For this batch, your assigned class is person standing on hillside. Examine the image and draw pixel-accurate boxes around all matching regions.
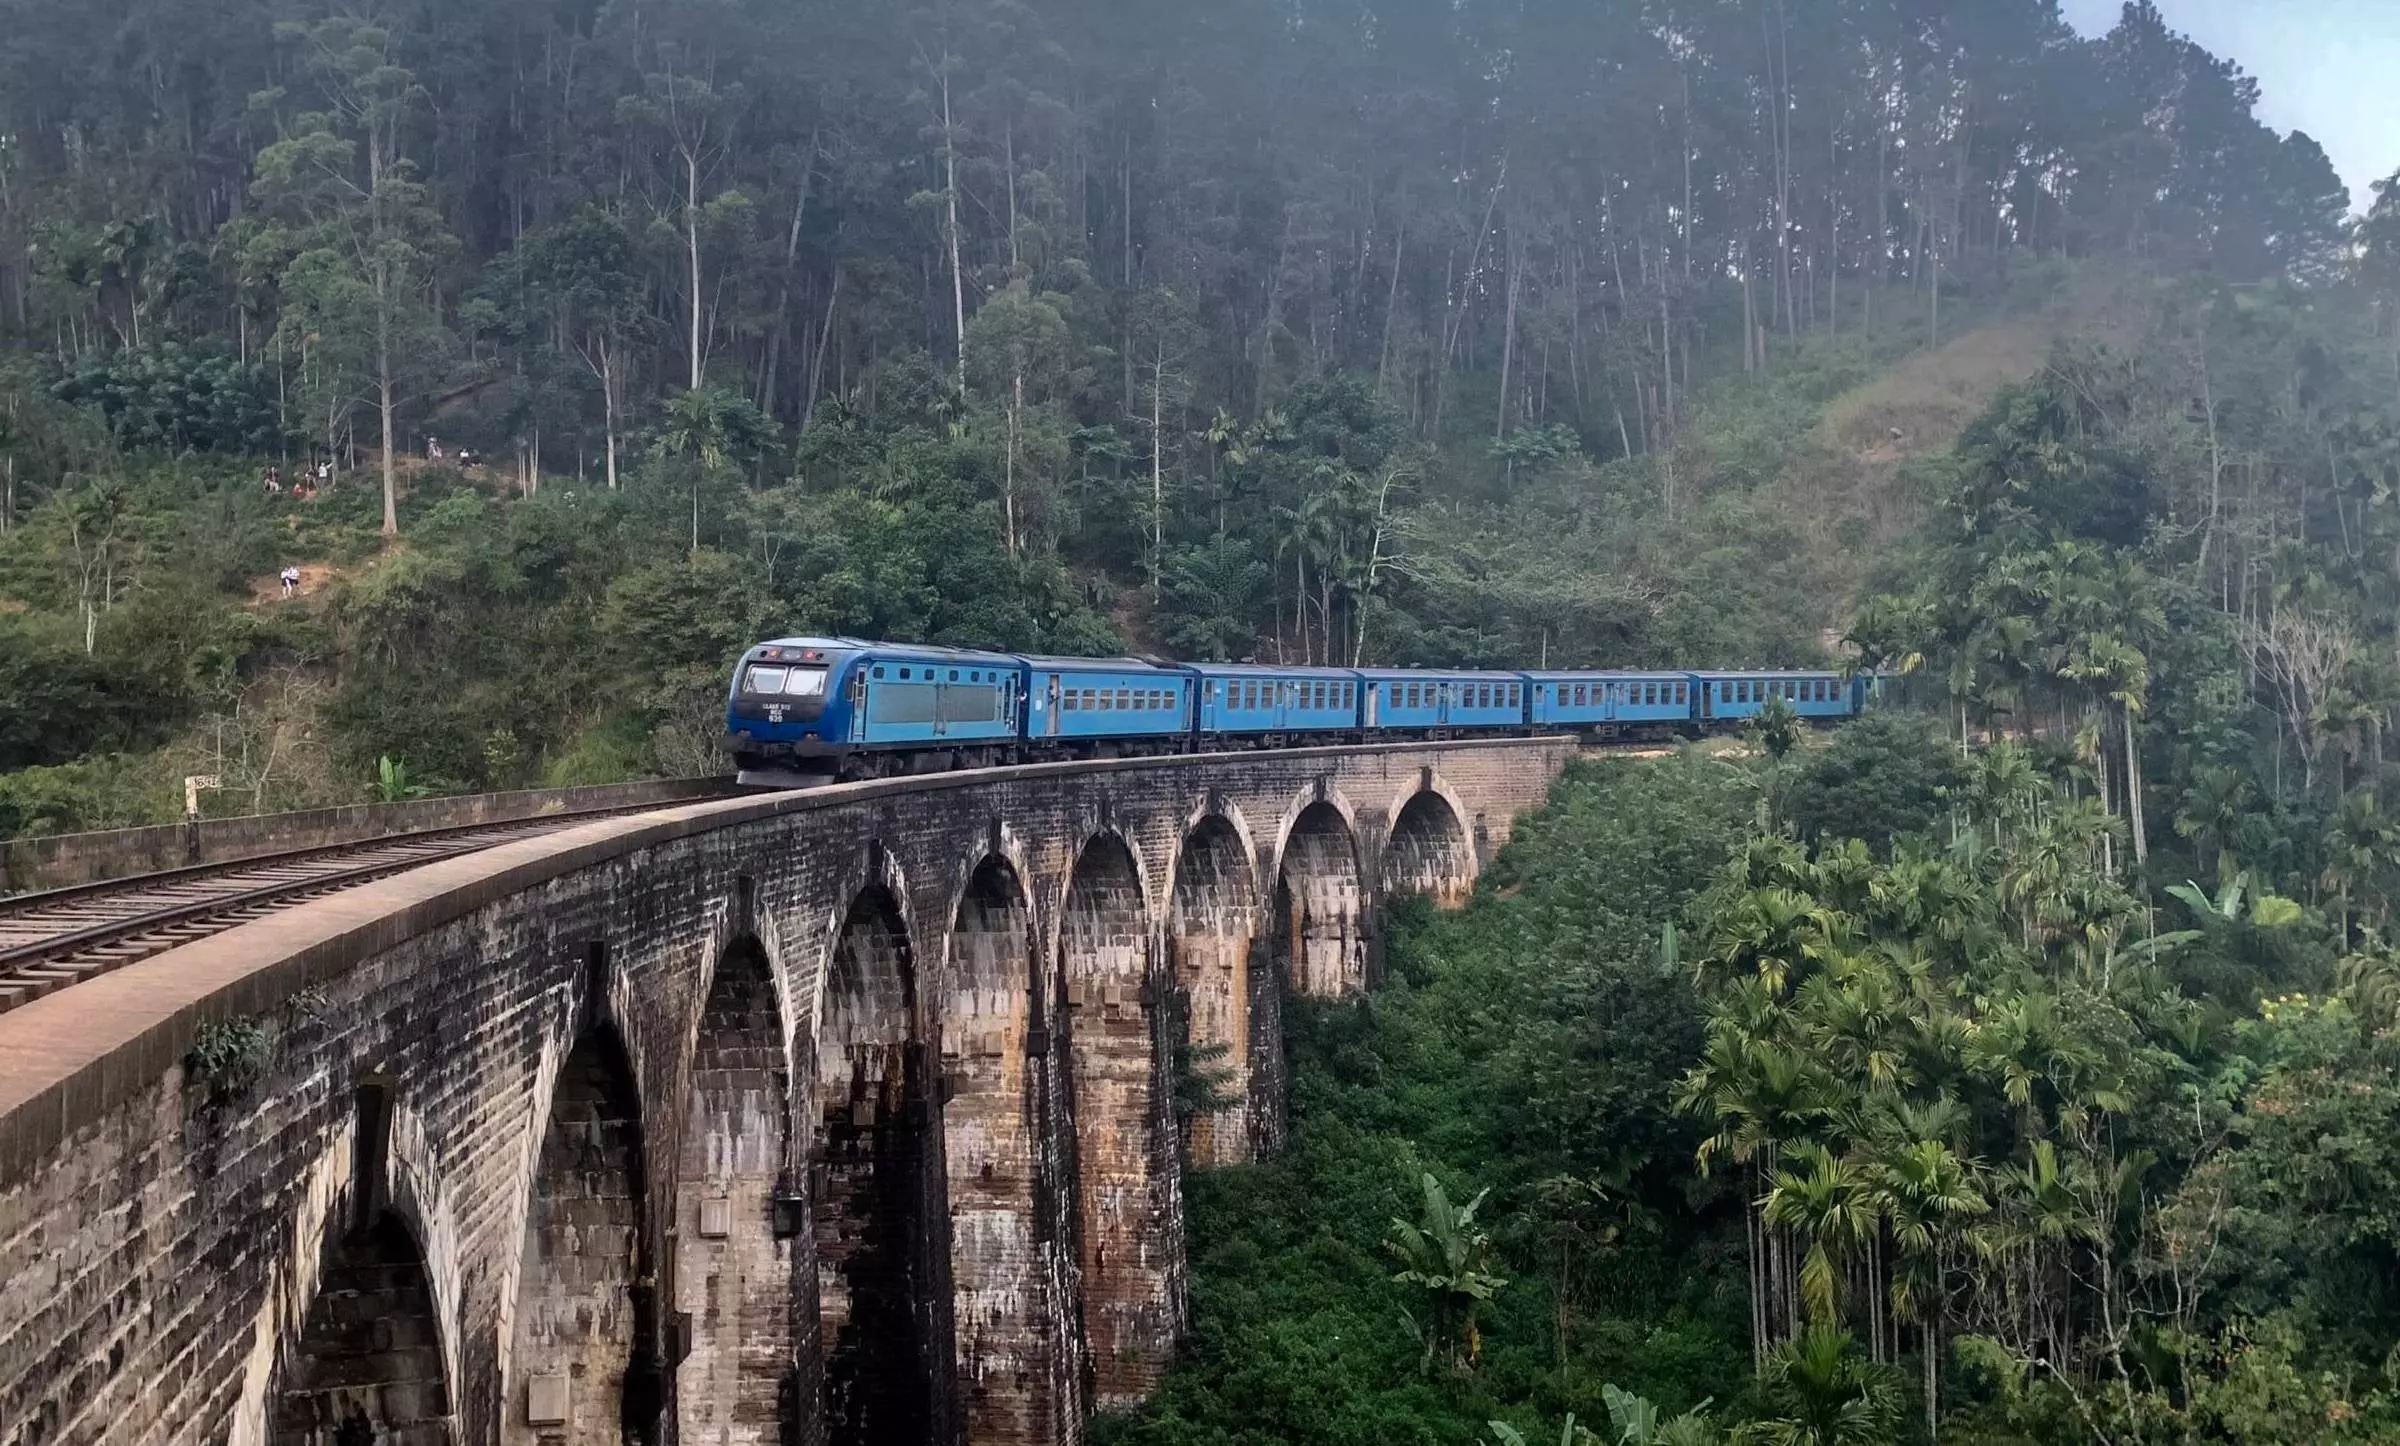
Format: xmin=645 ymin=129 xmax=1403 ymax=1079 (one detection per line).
xmin=279 ymin=565 xmax=301 ymax=599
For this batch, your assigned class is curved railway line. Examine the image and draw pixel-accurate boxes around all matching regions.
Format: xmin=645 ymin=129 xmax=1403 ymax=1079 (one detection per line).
xmin=0 ymin=737 xmax=1688 ymax=1018
xmin=0 ymin=801 xmax=728 ymax=1015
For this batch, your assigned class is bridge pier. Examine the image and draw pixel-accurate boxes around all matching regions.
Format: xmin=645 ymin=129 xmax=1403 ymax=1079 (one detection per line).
xmin=673 ymin=934 xmax=793 ymax=1446
xmin=0 ymin=740 xmax=1573 ymax=1446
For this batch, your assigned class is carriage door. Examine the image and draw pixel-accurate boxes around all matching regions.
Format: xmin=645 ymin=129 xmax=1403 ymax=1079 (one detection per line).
xmin=1046 ymin=675 xmax=1062 ymax=736
xmin=1365 ymin=683 xmax=1379 ymax=728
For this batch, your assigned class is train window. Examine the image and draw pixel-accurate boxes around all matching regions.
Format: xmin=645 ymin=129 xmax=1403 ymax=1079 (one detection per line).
xmin=745 ymin=665 xmax=788 ymax=695
xmin=1677 ymin=683 xmax=1687 ymax=703
xmin=1082 ymin=689 xmax=1097 ymax=709
xmin=950 ymin=670 xmax=960 ymax=681
xmin=1065 ymin=692 xmax=1079 ymax=711
xmin=1571 ymin=684 xmax=1585 ymax=705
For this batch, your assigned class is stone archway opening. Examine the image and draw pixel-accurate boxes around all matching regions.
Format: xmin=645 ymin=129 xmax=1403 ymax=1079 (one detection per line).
xmin=1385 ymin=790 xmax=1475 ymax=909
xmin=816 ymin=885 xmax=946 ymax=1446
xmin=1058 ymin=833 xmax=1179 ymax=1410
xmin=675 ymin=934 xmax=792 ymax=1446
xmin=506 ymin=1027 xmax=655 ymax=1446
xmin=1275 ymin=802 xmax=1364 ymax=1000
xmin=1168 ymin=817 xmax=1256 ymax=1167
xmin=271 ymin=1083 xmax=455 ymax=1446
xmin=943 ymin=855 xmax=1075 ymax=1446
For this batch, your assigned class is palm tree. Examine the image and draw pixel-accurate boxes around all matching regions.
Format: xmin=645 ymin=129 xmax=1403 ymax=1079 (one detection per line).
xmin=1744 ymin=1327 xmax=1904 ymax=1446
xmin=2174 ymin=765 xmax=2255 ymax=886
xmin=1868 ymin=1138 xmax=1986 ymax=1442
xmin=1386 ymin=1172 xmax=1508 ymax=1373
xmin=1762 ymin=1143 xmax=1881 ymax=1331
xmin=2320 ymin=790 xmax=2398 ymax=948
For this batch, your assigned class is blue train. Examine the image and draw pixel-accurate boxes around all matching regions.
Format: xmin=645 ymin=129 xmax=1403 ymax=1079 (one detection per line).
xmin=722 ymin=636 xmax=1877 ymax=783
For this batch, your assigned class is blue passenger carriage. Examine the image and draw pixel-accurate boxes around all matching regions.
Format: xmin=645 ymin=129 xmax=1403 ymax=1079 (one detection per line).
xmin=1026 ymin=656 xmax=1194 ymax=750
xmin=1527 ymin=671 xmax=1696 ymax=734
xmin=1358 ymin=670 xmax=1527 ymax=732
xmin=725 ymin=636 xmax=1024 ymax=777
xmin=1694 ymin=671 xmax=1854 ymax=724
xmin=1192 ymin=665 xmax=1363 ymax=740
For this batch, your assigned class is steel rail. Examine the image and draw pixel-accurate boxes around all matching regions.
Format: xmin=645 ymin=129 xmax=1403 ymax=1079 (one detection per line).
xmin=0 ymin=801 xmax=726 ymax=1015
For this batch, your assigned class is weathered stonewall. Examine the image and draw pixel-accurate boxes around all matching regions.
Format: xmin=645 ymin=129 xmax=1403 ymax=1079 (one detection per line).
xmin=0 ymin=739 xmax=1573 ymax=1446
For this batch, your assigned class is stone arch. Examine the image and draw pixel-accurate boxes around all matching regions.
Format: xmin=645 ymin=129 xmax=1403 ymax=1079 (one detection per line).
xmin=674 ymin=932 xmax=796 ymax=1445
xmin=943 ymin=851 xmax=1077 ymax=1446
xmin=1383 ymin=786 xmax=1476 ymax=909
xmin=1057 ymin=831 xmax=1182 ymax=1410
xmin=1166 ymin=813 xmax=1260 ymax=1166
xmin=268 ymin=1081 xmax=457 ymax=1446
xmin=1273 ymin=800 xmax=1366 ymax=999
xmin=815 ymin=883 xmax=950 ymax=1445
xmin=504 ymin=1024 xmax=656 ymax=1446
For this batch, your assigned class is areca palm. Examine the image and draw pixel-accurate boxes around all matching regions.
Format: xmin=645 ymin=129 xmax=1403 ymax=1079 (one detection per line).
xmin=1869 ymin=1138 xmax=1986 ymax=1442
xmin=2321 ymin=790 xmax=2399 ymax=948
xmin=1762 ymin=1143 xmax=1881 ymax=1329
xmin=1746 ymin=1327 xmax=1905 ymax=1446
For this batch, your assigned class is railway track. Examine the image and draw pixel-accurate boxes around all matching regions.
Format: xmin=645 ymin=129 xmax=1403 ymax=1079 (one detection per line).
xmin=0 ymin=806 xmax=700 ymax=1016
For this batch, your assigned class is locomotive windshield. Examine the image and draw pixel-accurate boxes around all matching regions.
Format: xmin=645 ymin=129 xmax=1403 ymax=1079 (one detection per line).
xmin=744 ymin=663 xmax=829 ymax=698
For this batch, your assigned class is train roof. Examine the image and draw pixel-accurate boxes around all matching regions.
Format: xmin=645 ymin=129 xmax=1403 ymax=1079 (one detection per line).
xmin=1518 ymin=668 xmax=1691 ymax=680
xmin=1353 ymin=666 xmax=1524 ymax=679
xmin=1016 ymin=654 xmax=1186 ymax=674
xmin=1688 ymin=667 xmax=1845 ymax=678
xmin=750 ymin=636 xmax=1022 ymax=665
xmin=1184 ymin=662 xmax=1361 ymax=678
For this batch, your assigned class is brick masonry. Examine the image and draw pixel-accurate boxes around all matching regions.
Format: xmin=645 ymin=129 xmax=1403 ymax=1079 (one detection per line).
xmin=0 ymin=739 xmax=1573 ymax=1446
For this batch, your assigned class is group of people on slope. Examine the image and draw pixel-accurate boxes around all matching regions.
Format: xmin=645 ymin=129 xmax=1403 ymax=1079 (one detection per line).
xmin=262 ymin=458 xmax=334 ymax=500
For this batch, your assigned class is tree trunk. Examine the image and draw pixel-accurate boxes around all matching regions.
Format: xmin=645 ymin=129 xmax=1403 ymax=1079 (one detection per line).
xmin=1150 ymin=351 xmax=1165 ymax=600
xmin=1925 ymin=1318 xmax=1940 ymax=1442
xmin=804 ymin=263 xmax=842 ymax=431
xmin=686 ymin=147 xmax=704 ymax=392
xmin=377 ymin=337 xmax=399 ymax=537
xmin=2124 ymin=704 xmax=2148 ymax=866
xmin=1005 ymin=370 xmax=1021 ymax=557
xmin=600 ymin=339 xmax=620 ymax=490
xmin=1496 ymin=227 xmax=1520 ymax=442
xmin=942 ymin=64 xmax=968 ymax=393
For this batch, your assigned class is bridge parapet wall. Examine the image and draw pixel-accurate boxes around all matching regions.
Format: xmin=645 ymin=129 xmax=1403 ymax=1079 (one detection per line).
xmin=0 ymin=739 xmax=1573 ymax=1446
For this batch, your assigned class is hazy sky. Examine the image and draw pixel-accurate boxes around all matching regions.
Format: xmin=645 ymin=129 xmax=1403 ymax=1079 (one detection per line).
xmin=2058 ymin=0 xmax=2400 ymax=214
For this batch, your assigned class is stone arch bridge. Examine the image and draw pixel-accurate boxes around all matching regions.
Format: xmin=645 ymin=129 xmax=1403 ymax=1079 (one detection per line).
xmin=0 ymin=738 xmax=1574 ymax=1446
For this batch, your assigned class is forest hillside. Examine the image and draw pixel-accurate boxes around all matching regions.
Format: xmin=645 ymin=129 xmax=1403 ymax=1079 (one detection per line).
xmin=0 ymin=0 xmax=2393 ymax=839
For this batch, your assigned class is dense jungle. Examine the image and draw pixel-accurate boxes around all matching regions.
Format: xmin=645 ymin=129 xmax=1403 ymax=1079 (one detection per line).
xmin=10 ymin=0 xmax=2400 ymax=1438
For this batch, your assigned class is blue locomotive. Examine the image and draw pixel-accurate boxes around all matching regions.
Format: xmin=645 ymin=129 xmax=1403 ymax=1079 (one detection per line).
xmin=722 ymin=636 xmax=1876 ymax=783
